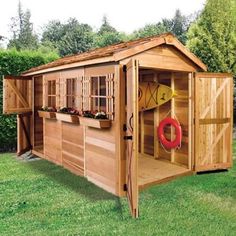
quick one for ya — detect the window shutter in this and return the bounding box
[106,73,114,120]
[82,76,91,111]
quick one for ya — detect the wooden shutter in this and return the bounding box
[126,59,139,218]
[82,76,91,111]
[194,73,233,172]
[106,73,114,119]
[3,75,32,114]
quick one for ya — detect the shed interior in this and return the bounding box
[137,68,191,188]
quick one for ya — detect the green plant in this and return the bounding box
[58,107,80,115]
[40,106,57,112]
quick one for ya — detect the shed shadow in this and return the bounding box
[26,157,117,202]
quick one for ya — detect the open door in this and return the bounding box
[3,75,32,155]
[125,59,139,218]
[194,73,233,172]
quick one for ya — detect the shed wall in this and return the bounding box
[33,63,120,195]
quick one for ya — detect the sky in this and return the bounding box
[0,0,206,41]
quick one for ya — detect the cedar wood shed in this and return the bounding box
[3,33,233,218]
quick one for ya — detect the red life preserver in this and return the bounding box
[157,117,182,149]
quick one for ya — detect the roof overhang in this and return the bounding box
[22,33,207,76]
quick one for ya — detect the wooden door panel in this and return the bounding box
[3,75,32,114]
[126,59,139,218]
[194,73,233,171]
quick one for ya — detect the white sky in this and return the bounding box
[0,0,206,40]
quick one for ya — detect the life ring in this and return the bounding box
[157,117,182,149]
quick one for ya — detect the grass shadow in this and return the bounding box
[26,157,117,202]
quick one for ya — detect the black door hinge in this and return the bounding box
[124,136,132,140]
[123,65,127,72]
[123,184,127,191]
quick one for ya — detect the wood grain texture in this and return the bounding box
[3,76,32,114]
[194,73,233,172]
[62,122,84,176]
[85,126,116,194]
[138,154,192,189]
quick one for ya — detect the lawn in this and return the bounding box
[0,150,236,236]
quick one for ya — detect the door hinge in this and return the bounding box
[123,184,127,191]
[123,65,127,72]
[124,135,132,140]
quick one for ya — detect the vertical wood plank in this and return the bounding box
[170,72,175,163]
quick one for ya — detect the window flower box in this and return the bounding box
[56,112,80,123]
[80,116,111,129]
[38,110,56,119]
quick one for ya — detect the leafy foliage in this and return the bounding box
[162,9,191,44]
[187,0,236,77]
[42,18,94,56]
[95,16,126,48]
[8,1,38,50]
[132,23,167,39]
[132,9,191,44]
[0,49,58,151]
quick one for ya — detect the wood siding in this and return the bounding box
[35,64,119,195]
[121,45,201,72]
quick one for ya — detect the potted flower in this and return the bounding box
[56,107,80,123]
[80,111,111,129]
[38,106,57,119]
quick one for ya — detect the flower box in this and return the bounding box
[56,113,80,123]
[38,110,56,119]
[80,117,111,129]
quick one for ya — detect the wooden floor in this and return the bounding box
[138,154,192,189]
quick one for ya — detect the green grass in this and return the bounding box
[0,150,236,236]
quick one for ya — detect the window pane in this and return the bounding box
[48,96,56,107]
[91,97,99,111]
[48,81,51,95]
[66,79,71,95]
[67,96,74,107]
[91,77,98,95]
[100,98,106,111]
[100,76,106,96]
[51,81,56,95]
[66,78,76,107]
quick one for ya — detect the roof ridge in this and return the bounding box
[22,32,207,75]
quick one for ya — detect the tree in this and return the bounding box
[187,0,236,77]
[8,1,38,50]
[41,18,94,56]
[131,9,191,44]
[95,16,125,48]
[41,20,66,51]
[58,19,94,56]
[163,9,190,44]
[98,16,117,35]
[132,23,167,39]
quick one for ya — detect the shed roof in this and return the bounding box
[23,33,207,75]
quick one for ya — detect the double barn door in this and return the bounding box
[125,65,233,218]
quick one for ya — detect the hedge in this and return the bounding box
[0,49,58,152]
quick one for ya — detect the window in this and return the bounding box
[47,80,56,107]
[91,76,106,112]
[66,78,76,107]
[83,74,114,119]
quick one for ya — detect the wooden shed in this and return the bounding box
[3,33,233,218]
